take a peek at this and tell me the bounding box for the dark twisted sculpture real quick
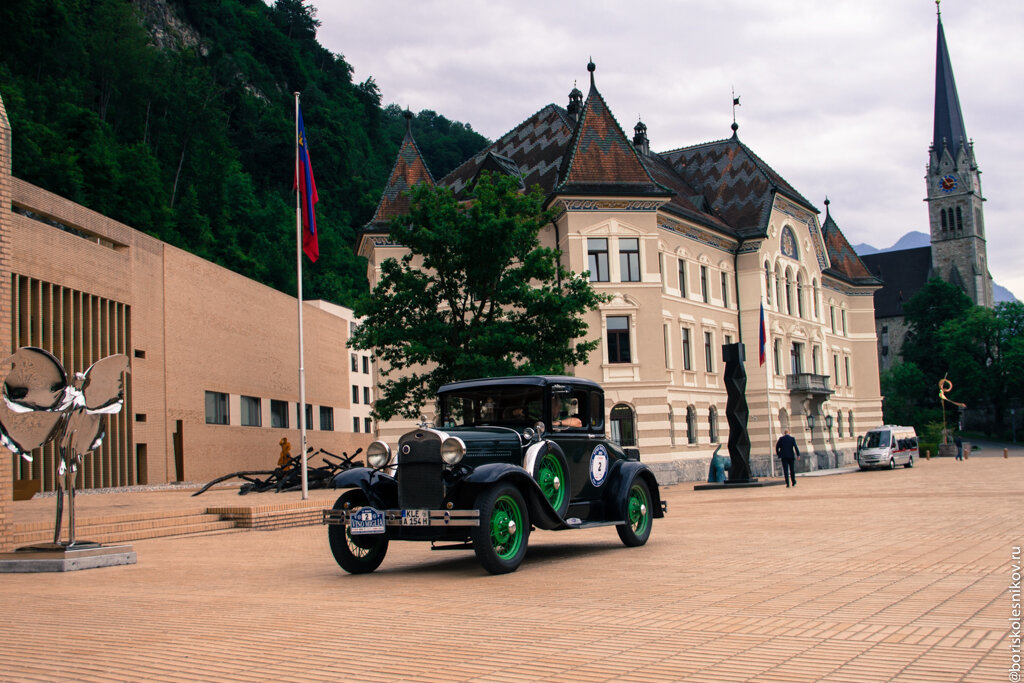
[722,343,753,483]
[0,347,130,548]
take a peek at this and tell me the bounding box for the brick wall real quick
[0,94,12,550]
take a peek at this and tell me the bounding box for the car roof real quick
[437,375,603,394]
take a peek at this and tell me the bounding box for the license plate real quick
[349,507,385,535]
[401,509,431,526]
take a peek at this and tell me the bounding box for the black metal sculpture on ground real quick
[192,447,362,496]
[722,343,754,483]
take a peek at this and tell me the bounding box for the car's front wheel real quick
[328,490,388,574]
[533,445,570,518]
[471,483,530,574]
[616,478,653,547]
[889,457,897,470]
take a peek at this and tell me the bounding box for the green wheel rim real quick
[490,494,525,560]
[537,452,566,511]
[626,484,651,536]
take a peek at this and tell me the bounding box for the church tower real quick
[925,4,993,307]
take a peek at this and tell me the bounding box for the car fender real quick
[522,439,566,474]
[462,463,570,531]
[605,461,664,521]
[331,467,398,510]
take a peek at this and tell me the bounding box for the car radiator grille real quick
[397,432,444,509]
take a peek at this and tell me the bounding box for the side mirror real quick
[856,435,863,453]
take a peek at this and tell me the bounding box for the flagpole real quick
[295,91,309,500]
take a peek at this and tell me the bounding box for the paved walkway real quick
[1,452,1021,682]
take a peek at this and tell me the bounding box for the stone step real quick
[14,513,238,546]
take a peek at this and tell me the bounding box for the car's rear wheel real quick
[904,454,914,468]
[471,483,530,574]
[616,479,652,547]
[328,490,388,574]
[533,446,570,518]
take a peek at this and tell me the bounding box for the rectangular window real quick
[833,354,841,385]
[773,339,782,376]
[841,309,848,336]
[724,334,733,347]
[700,266,709,303]
[704,331,714,372]
[619,238,640,282]
[587,238,609,282]
[270,399,289,429]
[791,342,804,375]
[240,395,261,427]
[320,406,334,431]
[362,356,370,374]
[353,416,360,432]
[681,327,692,371]
[830,306,836,333]
[678,259,687,297]
[363,386,370,405]
[663,323,672,368]
[205,391,229,425]
[296,403,313,429]
[350,354,358,372]
[352,385,359,404]
[721,272,729,308]
[813,346,821,374]
[607,316,631,363]
[845,356,852,386]
[364,417,372,434]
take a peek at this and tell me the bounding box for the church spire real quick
[932,3,969,160]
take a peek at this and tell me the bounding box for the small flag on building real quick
[759,301,767,367]
[295,105,319,262]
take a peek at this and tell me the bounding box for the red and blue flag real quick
[295,106,319,262]
[759,301,767,366]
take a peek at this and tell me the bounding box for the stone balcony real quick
[786,373,834,396]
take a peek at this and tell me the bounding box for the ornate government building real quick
[360,62,884,482]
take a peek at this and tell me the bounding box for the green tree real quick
[350,173,609,420]
[900,278,972,379]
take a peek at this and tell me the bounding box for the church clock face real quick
[940,174,958,193]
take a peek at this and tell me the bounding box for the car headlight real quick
[440,436,466,465]
[366,441,392,469]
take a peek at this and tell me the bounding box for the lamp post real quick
[825,414,833,433]
[807,413,816,432]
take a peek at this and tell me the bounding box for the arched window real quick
[784,269,793,315]
[836,412,843,437]
[796,273,805,318]
[779,408,790,434]
[775,264,783,310]
[941,210,948,231]
[848,410,855,438]
[610,404,636,447]
[764,261,772,305]
[812,279,819,319]
[956,206,963,231]
[686,406,697,444]
[709,406,719,443]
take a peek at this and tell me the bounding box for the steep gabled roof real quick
[660,128,816,238]
[860,247,933,318]
[640,151,734,233]
[442,104,575,196]
[820,203,882,287]
[554,67,669,197]
[364,113,434,232]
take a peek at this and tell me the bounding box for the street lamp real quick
[806,413,816,431]
[825,414,834,432]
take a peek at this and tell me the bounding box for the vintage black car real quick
[323,375,666,574]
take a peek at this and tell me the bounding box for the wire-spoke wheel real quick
[616,478,652,547]
[472,483,530,574]
[328,490,388,574]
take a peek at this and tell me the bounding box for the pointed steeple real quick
[932,5,969,160]
[366,109,435,229]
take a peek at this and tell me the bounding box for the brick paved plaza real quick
[1,453,1020,682]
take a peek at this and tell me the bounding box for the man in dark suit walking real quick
[775,429,800,487]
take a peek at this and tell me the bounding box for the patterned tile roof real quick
[442,105,575,196]
[639,151,734,233]
[554,80,669,197]
[660,131,817,238]
[365,119,434,231]
[820,206,882,287]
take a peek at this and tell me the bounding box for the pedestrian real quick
[954,434,963,461]
[775,428,800,487]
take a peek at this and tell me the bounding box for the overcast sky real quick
[313,1,1024,299]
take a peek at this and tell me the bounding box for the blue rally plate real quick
[349,507,385,535]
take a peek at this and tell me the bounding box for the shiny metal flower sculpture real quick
[0,347,130,548]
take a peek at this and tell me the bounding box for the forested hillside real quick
[0,0,488,306]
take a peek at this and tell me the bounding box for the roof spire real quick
[567,79,583,124]
[824,196,831,220]
[731,87,740,137]
[932,2,968,159]
[587,57,596,90]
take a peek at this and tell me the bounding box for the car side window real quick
[589,391,605,430]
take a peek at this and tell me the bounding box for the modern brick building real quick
[361,64,884,482]
[0,90,372,550]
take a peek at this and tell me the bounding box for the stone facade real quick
[0,94,12,550]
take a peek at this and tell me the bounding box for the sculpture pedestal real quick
[693,479,787,490]
[0,544,136,573]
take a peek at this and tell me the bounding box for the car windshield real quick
[863,430,888,449]
[439,386,543,428]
